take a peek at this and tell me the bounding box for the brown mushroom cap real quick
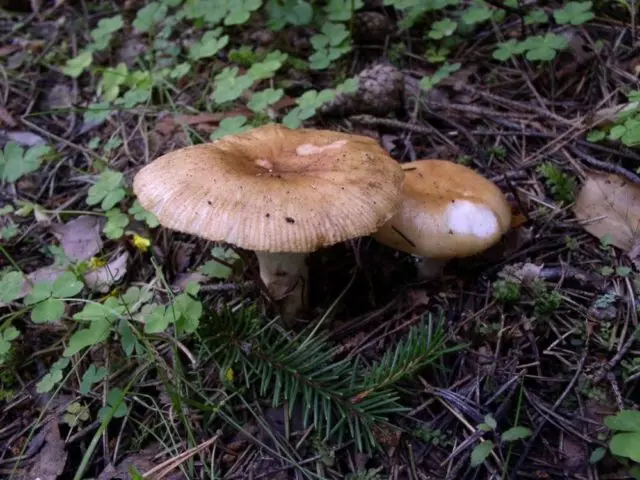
[133,123,404,252]
[372,159,512,258]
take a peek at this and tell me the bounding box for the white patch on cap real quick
[296,140,347,156]
[445,200,499,238]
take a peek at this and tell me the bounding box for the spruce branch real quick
[202,307,455,451]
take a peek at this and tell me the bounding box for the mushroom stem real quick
[254,251,309,324]
[415,257,448,280]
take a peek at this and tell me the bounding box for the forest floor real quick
[1,0,640,479]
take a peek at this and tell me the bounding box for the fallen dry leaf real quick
[0,106,17,127]
[154,110,252,136]
[3,130,47,146]
[0,265,67,307]
[498,262,544,285]
[26,420,68,480]
[83,251,129,293]
[573,171,640,251]
[50,215,104,262]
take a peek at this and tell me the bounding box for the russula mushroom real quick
[133,123,404,323]
[372,159,512,278]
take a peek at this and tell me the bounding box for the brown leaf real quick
[50,215,104,262]
[154,110,252,136]
[26,420,67,480]
[0,106,17,127]
[573,171,640,251]
[83,251,129,293]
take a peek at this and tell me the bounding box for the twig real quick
[507,350,588,480]
[348,114,437,135]
[570,147,640,185]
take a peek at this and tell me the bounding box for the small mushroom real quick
[372,159,512,278]
[133,123,404,324]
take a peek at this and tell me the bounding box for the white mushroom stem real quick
[254,251,309,322]
[414,257,449,280]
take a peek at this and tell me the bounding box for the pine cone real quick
[320,63,405,117]
[353,11,394,44]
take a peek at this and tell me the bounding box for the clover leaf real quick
[211,116,251,140]
[0,327,20,364]
[522,33,569,61]
[419,62,461,90]
[247,50,288,80]
[225,0,263,25]
[212,67,254,104]
[0,141,51,183]
[429,18,457,39]
[128,200,159,228]
[63,51,93,78]
[325,0,364,21]
[461,5,493,25]
[0,270,24,304]
[103,209,129,239]
[23,271,83,323]
[87,170,126,211]
[80,364,108,395]
[553,1,594,25]
[133,2,168,32]
[492,39,528,61]
[189,30,229,60]
[90,15,124,51]
[248,88,284,113]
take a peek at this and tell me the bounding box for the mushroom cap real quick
[133,123,404,253]
[372,159,512,258]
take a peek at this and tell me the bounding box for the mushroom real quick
[133,123,404,323]
[371,159,512,278]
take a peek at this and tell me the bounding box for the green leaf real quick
[0,327,20,363]
[462,5,493,24]
[501,426,532,441]
[419,62,461,90]
[605,410,640,432]
[64,318,111,356]
[248,88,284,113]
[31,298,65,323]
[133,2,168,32]
[128,201,159,228]
[100,63,128,102]
[210,115,250,140]
[84,102,111,123]
[144,305,172,333]
[492,39,528,61]
[103,209,130,239]
[523,33,569,62]
[610,432,640,462]
[0,271,25,304]
[247,50,288,80]
[429,18,457,39]
[553,1,593,25]
[36,367,64,393]
[484,414,497,430]
[189,31,230,60]
[587,130,606,142]
[80,364,108,395]
[62,51,93,77]
[225,0,263,25]
[589,446,606,464]
[325,0,364,21]
[98,387,128,421]
[336,78,359,94]
[87,170,125,209]
[470,440,494,467]
[24,280,54,305]
[51,271,84,298]
[90,15,124,50]
[212,68,254,104]
[525,9,548,24]
[1,142,51,183]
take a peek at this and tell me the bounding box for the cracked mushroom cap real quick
[372,159,512,259]
[133,123,404,253]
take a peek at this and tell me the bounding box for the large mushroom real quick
[133,123,404,323]
[372,159,512,278]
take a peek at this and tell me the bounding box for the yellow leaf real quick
[225,367,234,382]
[573,171,640,251]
